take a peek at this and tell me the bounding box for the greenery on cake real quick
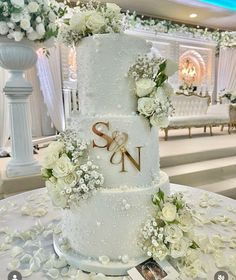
[41,130,104,209]
[139,189,204,279]
[0,0,67,42]
[128,54,178,128]
[58,0,124,47]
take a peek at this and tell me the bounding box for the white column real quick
[0,38,40,177]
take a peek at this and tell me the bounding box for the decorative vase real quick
[0,37,40,177]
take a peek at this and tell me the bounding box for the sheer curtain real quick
[36,46,65,132]
[0,68,10,150]
[217,47,236,94]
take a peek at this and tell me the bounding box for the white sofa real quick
[164,93,230,140]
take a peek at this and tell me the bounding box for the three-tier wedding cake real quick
[53,33,170,275]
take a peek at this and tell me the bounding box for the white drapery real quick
[217,47,236,94]
[0,68,10,149]
[36,46,65,132]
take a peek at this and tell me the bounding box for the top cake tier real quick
[76,33,150,116]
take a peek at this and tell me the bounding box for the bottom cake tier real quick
[54,171,169,276]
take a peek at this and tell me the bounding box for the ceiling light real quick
[189,13,198,18]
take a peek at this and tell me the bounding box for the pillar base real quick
[6,160,41,178]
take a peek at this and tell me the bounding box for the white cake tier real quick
[68,114,159,188]
[61,171,169,265]
[76,33,150,116]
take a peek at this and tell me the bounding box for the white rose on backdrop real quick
[27,30,39,41]
[165,224,183,244]
[57,173,78,189]
[36,16,42,23]
[12,31,24,41]
[20,19,31,31]
[85,11,105,33]
[150,113,169,127]
[170,237,192,258]
[11,0,24,9]
[27,2,39,13]
[0,21,9,35]
[106,3,121,13]
[164,58,178,77]
[48,141,65,154]
[36,23,46,37]
[138,97,156,117]
[49,11,57,22]
[46,180,67,208]
[53,154,75,178]
[161,202,177,222]
[7,22,15,29]
[69,13,86,33]
[177,210,193,232]
[136,78,156,97]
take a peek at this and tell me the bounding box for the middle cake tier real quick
[68,114,160,188]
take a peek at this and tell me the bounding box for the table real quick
[0,184,236,280]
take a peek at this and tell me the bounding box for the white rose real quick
[11,13,22,23]
[7,22,15,29]
[36,16,42,23]
[150,114,169,128]
[106,3,121,13]
[138,97,156,117]
[152,242,169,261]
[20,19,31,31]
[46,180,67,208]
[69,13,86,33]
[162,82,174,97]
[52,154,75,178]
[0,21,9,35]
[12,31,24,41]
[85,11,105,33]
[185,248,200,264]
[27,30,39,41]
[136,79,156,97]
[27,2,39,13]
[43,150,60,169]
[162,202,177,222]
[180,259,203,279]
[57,173,78,189]
[165,224,183,244]
[10,0,24,8]
[170,237,192,258]
[164,58,178,77]
[177,210,193,232]
[48,141,65,154]
[49,11,57,22]
[36,23,45,37]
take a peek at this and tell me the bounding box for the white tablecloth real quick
[0,184,235,280]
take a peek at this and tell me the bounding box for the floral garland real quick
[220,89,236,103]
[58,1,124,47]
[41,130,104,209]
[128,54,177,127]
[127,13,236,49]
[0,0,67,42]
[139,189,205,279]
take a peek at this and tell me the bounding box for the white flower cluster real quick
[140,189,203,279]
[58,1,124,47]
[41,130,104,209]
[0,0,66,42]
[221,31,236,48]
[220,89,236,104]
[128,55,177,128]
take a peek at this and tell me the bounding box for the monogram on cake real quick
[55,33,170,275]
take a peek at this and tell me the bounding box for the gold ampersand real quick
[92,122,142,172]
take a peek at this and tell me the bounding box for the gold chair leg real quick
[210,125,213,136]
[204,126,206,133]
[228,124,231,135]
[221,125,224,131]
[188,127,192,138]
[164,128,168,141]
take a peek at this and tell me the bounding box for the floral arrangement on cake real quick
[0,0,67,42]
[58,0,124,46]
[139,189,204,279]
[128,55,178,127]
[41,130,104,209]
